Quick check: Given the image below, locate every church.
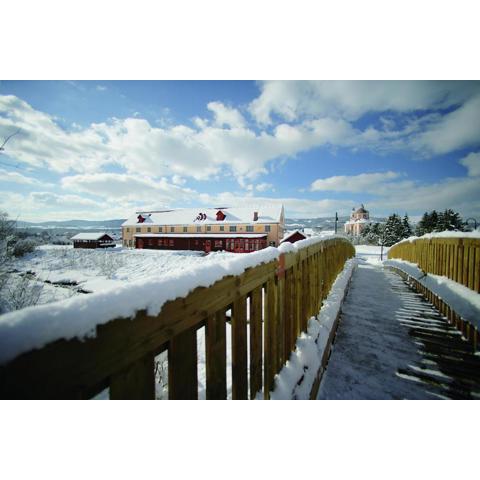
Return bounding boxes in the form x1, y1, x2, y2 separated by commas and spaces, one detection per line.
344, 204, 371, 236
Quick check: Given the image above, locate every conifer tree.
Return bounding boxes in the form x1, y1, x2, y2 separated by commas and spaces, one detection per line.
401, 214, 413, 238
383, 213, 403, 246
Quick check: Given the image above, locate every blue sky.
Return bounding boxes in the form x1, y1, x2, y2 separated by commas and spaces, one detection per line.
0, 80, 479, 221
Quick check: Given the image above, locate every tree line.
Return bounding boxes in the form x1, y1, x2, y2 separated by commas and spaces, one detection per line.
358, 209, 466, 247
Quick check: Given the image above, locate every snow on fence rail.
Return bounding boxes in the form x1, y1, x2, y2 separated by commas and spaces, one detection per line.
0, 236, 355, 399
388, 235, 480, 293
387, 235, 480, 350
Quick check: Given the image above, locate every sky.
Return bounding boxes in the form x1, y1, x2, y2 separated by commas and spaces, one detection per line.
0, 80, 479, 222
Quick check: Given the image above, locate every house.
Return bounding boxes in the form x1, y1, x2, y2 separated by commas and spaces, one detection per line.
71, 232, 116, 249
280, 229, 307, 245
121, 206, 285, 253
344, 204, 371, 236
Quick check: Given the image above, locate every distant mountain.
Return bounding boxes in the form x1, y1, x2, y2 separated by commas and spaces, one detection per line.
17, 219, 126, 230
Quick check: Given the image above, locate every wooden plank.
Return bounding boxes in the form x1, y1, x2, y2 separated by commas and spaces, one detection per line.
249, 287, 263, 399
168, 326, 198, 399
110, 352, 155, 399
231, 295, 248, 400
462, 244, 469, 288
264, 277, 276, 399
277, 271, 286, 369
467, 245, 475, 291
205, 311, 227, 400
475, 247, 480, 293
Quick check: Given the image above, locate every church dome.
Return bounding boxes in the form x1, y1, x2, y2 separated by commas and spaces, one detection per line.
355, 204, 368, 214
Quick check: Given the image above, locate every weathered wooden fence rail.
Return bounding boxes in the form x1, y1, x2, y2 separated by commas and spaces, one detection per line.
387, 236, 480, 350
388, 237, 480, 293
0, 238, 355, 400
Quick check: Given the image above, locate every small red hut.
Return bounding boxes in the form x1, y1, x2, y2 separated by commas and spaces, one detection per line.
71, 232, 115, 249
280, 230, 307, 245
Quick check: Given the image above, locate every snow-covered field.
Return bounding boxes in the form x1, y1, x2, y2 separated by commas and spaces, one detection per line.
4, 245, 238, 310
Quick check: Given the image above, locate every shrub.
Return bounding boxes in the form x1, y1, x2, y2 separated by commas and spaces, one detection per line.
13, 238, 36, 257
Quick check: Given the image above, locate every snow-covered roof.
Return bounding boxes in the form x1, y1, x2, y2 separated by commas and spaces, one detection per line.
135, 233, 267, 239
70, 232, 112, 241
280, 230, 307, 242
122, 206, 284, 227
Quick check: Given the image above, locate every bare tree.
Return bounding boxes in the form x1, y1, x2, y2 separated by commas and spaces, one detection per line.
0, 128, 21, 152
0, 128, 21, 169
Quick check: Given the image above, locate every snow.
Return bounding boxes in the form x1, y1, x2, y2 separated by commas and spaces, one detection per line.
317, 262, 454, 399
355, 244, 389, 266
0, 235, 349, 366
269, 257, 356, 399
384, 258, 480, 329
70, 232, 112, 241
122, 205, 283, 227
393, 229, 480, 246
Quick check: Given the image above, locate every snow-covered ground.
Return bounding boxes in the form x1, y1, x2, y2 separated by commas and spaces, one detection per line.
355, 244, 389, 265
3, 245, 238, 310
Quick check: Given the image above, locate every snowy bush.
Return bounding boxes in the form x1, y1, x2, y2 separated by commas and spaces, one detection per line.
0, 273, 44, 314
12, 238, 36, 257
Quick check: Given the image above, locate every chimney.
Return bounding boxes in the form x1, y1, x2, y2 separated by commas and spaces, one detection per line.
253, 211, 258, 221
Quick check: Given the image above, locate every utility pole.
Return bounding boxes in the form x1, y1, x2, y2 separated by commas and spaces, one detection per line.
334, 212, 338, 234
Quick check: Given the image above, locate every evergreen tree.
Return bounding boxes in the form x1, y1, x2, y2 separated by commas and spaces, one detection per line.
383, 213, 404, 246
437, 209, 465, 231
415, 212, 429, 236
401, 214, 413, 239
430, 210, 439, 232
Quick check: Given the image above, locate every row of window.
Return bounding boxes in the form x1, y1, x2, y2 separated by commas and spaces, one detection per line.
126, 225, 272, 234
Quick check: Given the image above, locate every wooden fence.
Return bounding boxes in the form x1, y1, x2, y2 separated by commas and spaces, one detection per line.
387, 236, 480, 350
388, 237, 480, 293
0, 238, 355, 400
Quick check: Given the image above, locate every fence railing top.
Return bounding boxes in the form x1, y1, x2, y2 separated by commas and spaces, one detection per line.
390, 230, 480, 249
0, 235, 352, 367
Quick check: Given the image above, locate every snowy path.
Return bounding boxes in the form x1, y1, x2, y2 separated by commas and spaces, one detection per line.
317, 259, 480, 400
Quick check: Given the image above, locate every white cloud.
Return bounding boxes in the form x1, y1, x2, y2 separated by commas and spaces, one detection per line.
0, 95, 112, 173
249, 80, 480, 124
30, 191, 102, 208
197, 190, 355, 218
255, 182, 274, 192
61, 172, 196, 205
460, 151, 480, 177
311, 171, 401, 192
0, 168, 51, 186
96, 85, 107, 92
207, 101, 246, 129
414, 95, 480, 155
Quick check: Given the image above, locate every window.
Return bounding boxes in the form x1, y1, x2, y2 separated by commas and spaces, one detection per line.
126, 228, 130, 233
246, 225, 253, 232
229, 226, 237, 232
197, 226, 201, 233
169, 239, 174, 246
147, 227, 151, 232
170, 226, 175, 233
269, 241, 276, 247
214, 240, 222, 248
206, 226, 211, 232
159, 227, 163, 233
219, 225, 224, 232
265, 225, 271, 232
136, 227, 141, 233
183, 226, 187, 232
